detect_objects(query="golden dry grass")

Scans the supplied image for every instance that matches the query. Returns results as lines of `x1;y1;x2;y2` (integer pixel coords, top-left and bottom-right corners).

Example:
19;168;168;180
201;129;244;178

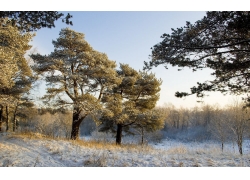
8;132;155;153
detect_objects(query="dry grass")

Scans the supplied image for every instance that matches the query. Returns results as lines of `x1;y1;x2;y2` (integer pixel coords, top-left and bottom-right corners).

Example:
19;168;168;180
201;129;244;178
3;132;250;167
7;132;53;140
166;145;188;154
73;139;155;153
8;132;155;154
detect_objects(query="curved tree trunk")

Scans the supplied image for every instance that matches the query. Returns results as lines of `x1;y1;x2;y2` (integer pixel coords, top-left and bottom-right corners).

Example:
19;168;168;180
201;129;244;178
116;124;122;145
70;108;87;140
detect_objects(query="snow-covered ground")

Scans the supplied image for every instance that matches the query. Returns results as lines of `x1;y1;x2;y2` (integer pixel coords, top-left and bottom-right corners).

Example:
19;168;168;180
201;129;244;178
152;139;250;154
0;133;250;167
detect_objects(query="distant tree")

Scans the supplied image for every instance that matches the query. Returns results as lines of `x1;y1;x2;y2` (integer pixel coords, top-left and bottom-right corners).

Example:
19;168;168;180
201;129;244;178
201;104;214;127
227;100;250;155
144;11;250;104
209;107;230;152
0;11;73;32
164;106;180;129
133;109;165;144
153;104;170;131
31;28;121;140
0;18;34;132
178;107;190;130
189;106;203;127
99;64;163;145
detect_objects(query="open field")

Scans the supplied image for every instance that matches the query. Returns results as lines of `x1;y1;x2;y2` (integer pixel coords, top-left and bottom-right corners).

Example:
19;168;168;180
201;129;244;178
1;133;250;167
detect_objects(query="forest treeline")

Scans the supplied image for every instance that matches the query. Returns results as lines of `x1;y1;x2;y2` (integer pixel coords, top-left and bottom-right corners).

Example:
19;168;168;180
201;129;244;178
1;100;250;155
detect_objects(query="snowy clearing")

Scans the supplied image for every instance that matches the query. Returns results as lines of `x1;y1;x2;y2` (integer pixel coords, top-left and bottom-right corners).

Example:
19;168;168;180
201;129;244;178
0;133;250;167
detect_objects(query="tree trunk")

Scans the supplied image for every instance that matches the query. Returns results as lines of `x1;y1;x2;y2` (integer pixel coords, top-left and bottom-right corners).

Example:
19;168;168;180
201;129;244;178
221;142;224;152
70;108;86;140
6;106;9;132
13;105;18;132
141;127;144;145
0;105;3;132
237;138;243;155
116;124;122;145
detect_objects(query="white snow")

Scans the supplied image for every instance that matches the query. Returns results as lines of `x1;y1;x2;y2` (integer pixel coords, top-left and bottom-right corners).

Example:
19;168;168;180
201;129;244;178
0;133;250;167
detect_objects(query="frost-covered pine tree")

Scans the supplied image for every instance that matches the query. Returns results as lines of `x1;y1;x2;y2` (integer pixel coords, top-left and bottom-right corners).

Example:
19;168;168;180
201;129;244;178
31;28;121;140
0;18;34;132
99;64;164;145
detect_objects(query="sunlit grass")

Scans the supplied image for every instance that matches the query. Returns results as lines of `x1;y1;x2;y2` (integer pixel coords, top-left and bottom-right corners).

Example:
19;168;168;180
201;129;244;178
9;132;155;153
2;132;250;167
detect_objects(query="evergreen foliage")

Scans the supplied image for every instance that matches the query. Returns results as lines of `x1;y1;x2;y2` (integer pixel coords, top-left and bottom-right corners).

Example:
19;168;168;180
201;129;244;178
0;11;72;32
144;11;250;104
99;64;164;144
0;18;35;131
30;28;121;140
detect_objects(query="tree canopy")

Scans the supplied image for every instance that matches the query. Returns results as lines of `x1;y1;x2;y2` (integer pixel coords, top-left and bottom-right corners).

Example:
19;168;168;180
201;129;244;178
0;11;72;32
99;64;163;144
0;17;34;104
144;11;250;103
0;17;35;131
31;28;121;139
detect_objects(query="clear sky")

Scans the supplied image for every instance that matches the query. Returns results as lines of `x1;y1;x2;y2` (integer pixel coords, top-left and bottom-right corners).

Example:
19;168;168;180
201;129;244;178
28;11;241;108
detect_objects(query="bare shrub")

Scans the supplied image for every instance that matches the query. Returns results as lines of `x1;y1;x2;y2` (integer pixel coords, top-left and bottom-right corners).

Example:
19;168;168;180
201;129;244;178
18;111;72;139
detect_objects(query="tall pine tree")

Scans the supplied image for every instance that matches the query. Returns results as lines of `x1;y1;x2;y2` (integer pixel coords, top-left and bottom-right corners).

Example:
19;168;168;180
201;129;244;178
0;18;34;132
31;28;121;139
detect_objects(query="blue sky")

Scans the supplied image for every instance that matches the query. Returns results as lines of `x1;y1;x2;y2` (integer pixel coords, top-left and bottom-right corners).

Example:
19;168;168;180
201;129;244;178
29;11;239;108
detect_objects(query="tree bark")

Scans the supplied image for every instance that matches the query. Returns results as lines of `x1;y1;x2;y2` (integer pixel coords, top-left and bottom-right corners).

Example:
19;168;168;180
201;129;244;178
0;105;3;132
237;138;243;155
13;105;18;132
116;124;122;145
70;108;86;140
6;106;9;132
141;127;144;145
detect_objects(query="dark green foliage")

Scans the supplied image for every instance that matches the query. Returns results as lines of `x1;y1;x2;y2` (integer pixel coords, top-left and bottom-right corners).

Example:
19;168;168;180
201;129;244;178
144;11;250;103
0;11;73;32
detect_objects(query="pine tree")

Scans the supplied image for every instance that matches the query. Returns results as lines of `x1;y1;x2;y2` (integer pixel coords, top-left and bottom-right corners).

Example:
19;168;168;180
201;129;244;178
144;11;250;104
0;18;34;131
99;64;163;145
0;11;73;32
31;28;121;140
